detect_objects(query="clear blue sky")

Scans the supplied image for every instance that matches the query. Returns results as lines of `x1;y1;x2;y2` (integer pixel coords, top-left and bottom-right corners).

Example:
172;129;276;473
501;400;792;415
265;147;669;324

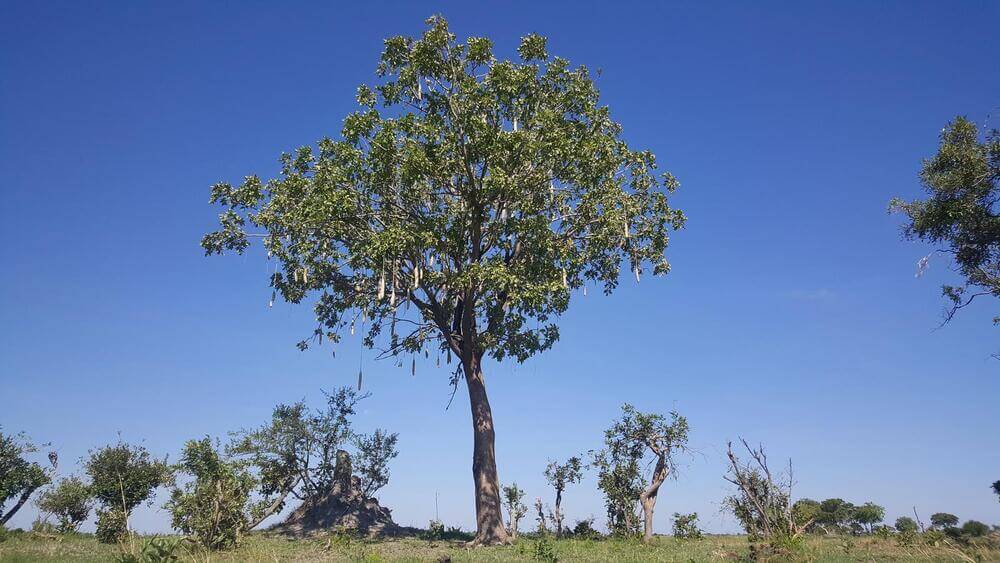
2;1;997;534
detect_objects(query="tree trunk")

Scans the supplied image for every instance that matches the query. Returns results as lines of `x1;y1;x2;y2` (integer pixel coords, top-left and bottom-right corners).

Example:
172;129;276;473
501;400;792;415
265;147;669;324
0;486;38;526
554;488;563;537
639;453;668;543
464;355;511;545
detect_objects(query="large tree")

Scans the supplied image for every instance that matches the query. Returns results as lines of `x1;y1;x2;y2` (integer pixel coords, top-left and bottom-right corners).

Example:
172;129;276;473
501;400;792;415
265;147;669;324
891;116;999;325
203;16;683;544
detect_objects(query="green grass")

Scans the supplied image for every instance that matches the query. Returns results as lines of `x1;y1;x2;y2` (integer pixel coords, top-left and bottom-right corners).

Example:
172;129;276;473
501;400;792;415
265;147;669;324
0;530;995;562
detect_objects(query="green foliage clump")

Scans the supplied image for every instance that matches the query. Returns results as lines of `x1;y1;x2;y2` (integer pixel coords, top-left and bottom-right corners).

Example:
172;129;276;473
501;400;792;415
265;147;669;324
793;497;884;535
0;429;52;526
423;519;445;542
165;437;257;550
894;516;919;534
923;529;946;546
114;536;184;563
960;520;990;537
851;502;885;534
890;116;1000;326
570;518;601;540
354;429;399;500
502;482;528;539
85;441;170;543
672;512;702;539
896;529;917;547
531;535;558;562
930;512;959;530
35;476;93;533
873;525;893;541
95;508;129;544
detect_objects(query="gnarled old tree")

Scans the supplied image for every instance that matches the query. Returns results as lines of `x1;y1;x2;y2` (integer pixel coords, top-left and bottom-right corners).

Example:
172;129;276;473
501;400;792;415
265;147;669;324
593;405;688;542
203;16;684;544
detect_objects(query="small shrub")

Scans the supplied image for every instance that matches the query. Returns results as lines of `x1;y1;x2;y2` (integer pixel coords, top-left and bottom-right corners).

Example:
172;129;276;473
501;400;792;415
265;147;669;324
923;529;945;546
35;476;93;533
896;529;917;547
114;536;183;563
873;525;893;541
838;536;854;554
165;438;256;550
571;518;601;540
532;535;558;562
96;508;129;544
423;519;444;541
30;519;57;534
672;512;703;539
894;516;919;534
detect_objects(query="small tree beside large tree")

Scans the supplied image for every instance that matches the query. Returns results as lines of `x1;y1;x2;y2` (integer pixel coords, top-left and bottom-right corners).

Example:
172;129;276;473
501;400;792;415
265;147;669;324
543;456;583;538
203;16;684;544
593;405;689;542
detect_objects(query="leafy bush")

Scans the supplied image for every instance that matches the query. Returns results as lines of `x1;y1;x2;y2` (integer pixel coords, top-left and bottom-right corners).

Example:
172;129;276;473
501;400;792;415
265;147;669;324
672;512;703;539
114;536;184;563
165;438;256;550
35;476;92;533
423;519;444;541
894;516;919;534
960;520;990;537
873;525;893;541
571;518;601;540
95;508;129;544
896;529;917;547
923;529;945;546
531;535;558;562
86;441;170;543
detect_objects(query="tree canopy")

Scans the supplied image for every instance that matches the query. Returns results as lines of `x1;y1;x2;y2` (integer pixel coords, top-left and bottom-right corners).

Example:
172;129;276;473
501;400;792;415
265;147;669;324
891;116;999;324
202;14;682;372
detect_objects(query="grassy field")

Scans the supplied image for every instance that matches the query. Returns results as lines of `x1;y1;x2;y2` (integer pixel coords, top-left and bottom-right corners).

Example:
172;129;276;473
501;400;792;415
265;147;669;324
1;530;997;563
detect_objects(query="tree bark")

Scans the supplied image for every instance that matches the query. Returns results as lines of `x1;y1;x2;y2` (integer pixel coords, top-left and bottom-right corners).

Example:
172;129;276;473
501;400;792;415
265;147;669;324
0;486;38;526
639;453;668;543
464;354;511;545
554;488;563;537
